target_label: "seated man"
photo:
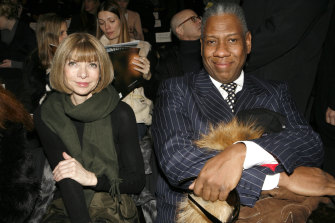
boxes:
[152,2,333,222]
[151,9,203,102]
[155,8,203,79]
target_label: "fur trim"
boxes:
[0,122,40,223]
[195,118,264,151]
[27,161,56,223]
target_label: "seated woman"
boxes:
[21,13,68,113]
[34,32,145,223]
[97,0,153,139]
[0,85,40,222]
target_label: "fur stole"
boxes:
[0,122,40,223]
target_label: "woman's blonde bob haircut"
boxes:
[50,33,114,94]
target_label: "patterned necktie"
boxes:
[221,82,237,112]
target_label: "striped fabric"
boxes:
[151,69,323,223]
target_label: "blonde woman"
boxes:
[21,13,68,112]
[34,33,145,222]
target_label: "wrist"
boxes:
[224,143,246,164]
[278,172,289,188]
[89,172,98,186]
[231,142,246,160]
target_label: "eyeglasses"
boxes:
[177,15,202,27]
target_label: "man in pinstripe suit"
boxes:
[151,2,326,222]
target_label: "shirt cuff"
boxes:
[262,173,280,190]
[239,141,278,169]
[11,60,23,69]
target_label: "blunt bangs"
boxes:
[67,41,99,63]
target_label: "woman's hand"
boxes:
[0,59,12,68]
[132,56,151,80]
[53,152,98,186]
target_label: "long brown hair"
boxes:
[96,0,130,43]
[0,86,33,130]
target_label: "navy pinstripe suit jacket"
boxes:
[151,69,323,223]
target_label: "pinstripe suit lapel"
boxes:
[235,74,271,113]
[192,70,234,124]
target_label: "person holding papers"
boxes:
[97,0,152,139]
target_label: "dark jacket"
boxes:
[242,0,332,114]
[0,20,36,62]
[0,20,37,98]
[20,50,48,113]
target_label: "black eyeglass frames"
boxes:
[178,15,202,27]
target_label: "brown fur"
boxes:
[176,117,265,223]
[0,85,33,130]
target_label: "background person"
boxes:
[241,0,332,118]
[152,9,203,103]
[114,0,144,40]
[155,9,202,80]
[0,0,36,98]
[97,0,153,139]
[312,2,335,177]
[68,0,100,36]
[21,12,68,113]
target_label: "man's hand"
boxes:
[278,166,335,196]
[0,59,12,68]
[189,143,246,202]
[326,107,335,126]
[53,152,98,186]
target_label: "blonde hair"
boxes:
[36,13,66,68]
[50,33,114,94]
[96,0,130,43]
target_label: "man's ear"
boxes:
[245,31,252,54]
[176,26,184,38]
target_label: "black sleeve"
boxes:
[112,102,146,194]
[85,102,146,194]
[143,47,159,102]
[34,107,91,223]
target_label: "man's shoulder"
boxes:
[159,69,206,92]
[164,69,204,83]
[245,74,288,94]
[128,10,140,19]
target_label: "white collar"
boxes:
[209,71,244,99]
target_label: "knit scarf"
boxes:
[41,85,120,206]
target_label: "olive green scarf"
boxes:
[41,85,120,206]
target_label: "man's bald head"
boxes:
[170,9,201,41]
